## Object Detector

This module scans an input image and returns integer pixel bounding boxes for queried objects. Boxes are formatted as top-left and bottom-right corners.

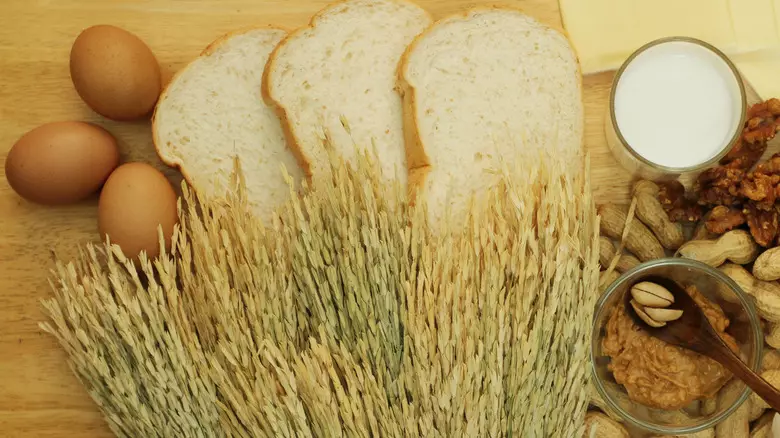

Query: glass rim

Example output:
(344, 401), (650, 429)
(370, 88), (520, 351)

(608, 36), (747, 174)
(590, 257), (763, 434)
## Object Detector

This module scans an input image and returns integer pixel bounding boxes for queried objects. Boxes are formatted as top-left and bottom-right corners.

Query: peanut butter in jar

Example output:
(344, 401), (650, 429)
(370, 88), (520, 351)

(603, 285), (738, 410)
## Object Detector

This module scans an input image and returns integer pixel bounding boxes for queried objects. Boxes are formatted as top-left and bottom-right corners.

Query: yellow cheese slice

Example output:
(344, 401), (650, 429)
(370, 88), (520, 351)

(776, 0), (780, 45)
(561, 0), (780, 99)
(632, 0), (737, 53)
(735, 55), (780, 99)
(560, 0), (740, 74)
(729, 0), (779, 53)
(559, 0), (642, 73)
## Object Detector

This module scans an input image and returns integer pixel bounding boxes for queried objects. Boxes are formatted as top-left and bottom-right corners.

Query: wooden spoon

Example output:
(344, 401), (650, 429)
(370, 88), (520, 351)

(624, 275), (780, 411)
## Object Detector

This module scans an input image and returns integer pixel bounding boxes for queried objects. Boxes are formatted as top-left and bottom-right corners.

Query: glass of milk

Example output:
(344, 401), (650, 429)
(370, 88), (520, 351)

(606, 37), (746, 180)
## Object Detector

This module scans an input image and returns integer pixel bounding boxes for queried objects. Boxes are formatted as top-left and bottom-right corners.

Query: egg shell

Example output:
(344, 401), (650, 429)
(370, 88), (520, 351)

(70, 25), (162, 121)
(5, 121), (120, 205)
(98, 162), (178, 260)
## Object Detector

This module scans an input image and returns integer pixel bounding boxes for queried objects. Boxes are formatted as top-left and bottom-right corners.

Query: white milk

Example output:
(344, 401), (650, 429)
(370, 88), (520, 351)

(613, 41), (743, 169)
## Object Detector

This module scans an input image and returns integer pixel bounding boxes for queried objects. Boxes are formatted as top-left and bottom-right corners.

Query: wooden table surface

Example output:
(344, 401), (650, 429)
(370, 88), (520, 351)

(0, 0), (626, 436)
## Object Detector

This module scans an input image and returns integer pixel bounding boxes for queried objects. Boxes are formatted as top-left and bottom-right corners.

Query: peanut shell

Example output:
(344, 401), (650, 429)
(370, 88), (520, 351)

(630, 281), (674, 307)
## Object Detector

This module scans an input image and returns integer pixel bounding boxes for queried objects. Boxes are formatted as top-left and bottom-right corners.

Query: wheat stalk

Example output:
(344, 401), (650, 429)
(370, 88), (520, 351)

(41, 141), (598, 437)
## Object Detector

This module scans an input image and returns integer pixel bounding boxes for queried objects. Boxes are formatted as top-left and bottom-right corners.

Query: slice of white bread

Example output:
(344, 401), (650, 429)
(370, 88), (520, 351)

(399, 7), (584, 226)
(263, 0), (432, 186)
(153, 27), (304, 224)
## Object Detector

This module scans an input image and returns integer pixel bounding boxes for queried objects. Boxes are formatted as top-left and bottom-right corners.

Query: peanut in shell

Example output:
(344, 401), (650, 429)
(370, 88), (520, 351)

(630, 281), (674, 308)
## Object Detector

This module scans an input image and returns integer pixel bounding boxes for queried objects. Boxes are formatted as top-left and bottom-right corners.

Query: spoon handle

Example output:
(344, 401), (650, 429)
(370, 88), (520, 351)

(704, 331), (780, 412)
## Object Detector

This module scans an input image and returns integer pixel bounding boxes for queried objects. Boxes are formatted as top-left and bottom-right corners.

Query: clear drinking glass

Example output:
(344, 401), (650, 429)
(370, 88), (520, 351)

(591, 258), (763, 435)
(605, 37), (747, 181)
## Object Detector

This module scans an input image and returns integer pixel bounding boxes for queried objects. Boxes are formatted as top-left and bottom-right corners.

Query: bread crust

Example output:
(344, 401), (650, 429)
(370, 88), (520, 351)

(555, 12), (586, 161)
(397, 5), (586, 201)
(261, 22), (313, 177)
(151, 25), (289, 188)
(262, 0), (433, 181)
(395, 11), (431, 203)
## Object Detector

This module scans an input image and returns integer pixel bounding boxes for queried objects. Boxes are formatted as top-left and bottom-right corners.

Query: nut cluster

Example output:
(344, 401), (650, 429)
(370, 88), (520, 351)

(629, 281), (683, 328)
(597, 174), (780, 436)
(657, 99), (780, 247)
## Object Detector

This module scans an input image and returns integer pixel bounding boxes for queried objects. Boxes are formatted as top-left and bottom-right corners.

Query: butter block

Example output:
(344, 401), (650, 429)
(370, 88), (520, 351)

(560, 0), (761, 74)
(729, 0), (779, 53)
(559, 0), (642, 73)
(633, 0), (736, 53)
(735, 55), (780, 99)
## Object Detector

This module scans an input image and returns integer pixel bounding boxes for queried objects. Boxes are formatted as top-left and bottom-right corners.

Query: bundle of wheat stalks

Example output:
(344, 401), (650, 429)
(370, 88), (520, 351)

(40, 148), (599, 437)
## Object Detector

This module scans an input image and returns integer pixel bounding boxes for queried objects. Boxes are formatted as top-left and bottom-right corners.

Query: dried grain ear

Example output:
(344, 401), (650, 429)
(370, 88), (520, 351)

(40, 140), (599, 435)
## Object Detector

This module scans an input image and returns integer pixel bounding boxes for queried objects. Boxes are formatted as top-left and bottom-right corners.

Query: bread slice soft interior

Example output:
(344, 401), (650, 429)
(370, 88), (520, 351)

(263, 0), (432, 187)
(153, 27), (303, 224)
(399, 7), (584, 226)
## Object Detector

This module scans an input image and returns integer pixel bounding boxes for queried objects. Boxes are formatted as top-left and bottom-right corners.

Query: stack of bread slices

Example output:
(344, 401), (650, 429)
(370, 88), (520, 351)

(152, 0), (583, 226)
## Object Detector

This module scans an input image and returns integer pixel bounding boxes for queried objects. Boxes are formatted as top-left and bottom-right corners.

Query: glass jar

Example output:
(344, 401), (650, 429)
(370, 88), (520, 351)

(591, 258), (762, 435)
(605, 37), (747, 180)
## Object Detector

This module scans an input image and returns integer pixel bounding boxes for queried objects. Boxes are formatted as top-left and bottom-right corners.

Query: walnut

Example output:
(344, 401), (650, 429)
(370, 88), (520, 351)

(694, 166), (744, 207)
(739, 153), (780, 210)
(743, 99), (780, 145)
(663, 99), (780, 247)
(741, 172), (780, 209)
(719, 99), (780, 169)
(704, 206), (746, 235)
(657, 180), (702, 222)
(719, 137), (767, 170)
(767, 97), (780, 115)
(755, 153), (780, 175)
(745, 203), (779, 247)
(657, 180), (685, 205)
(744, 123), (778, 145)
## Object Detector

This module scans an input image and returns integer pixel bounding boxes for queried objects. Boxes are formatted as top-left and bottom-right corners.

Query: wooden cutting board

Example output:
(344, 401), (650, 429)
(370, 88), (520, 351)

(0, 0), (673, 436)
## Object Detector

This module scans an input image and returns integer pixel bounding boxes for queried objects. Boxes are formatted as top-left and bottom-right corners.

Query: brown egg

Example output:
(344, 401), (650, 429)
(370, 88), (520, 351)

(98, 163), (178, 260)
(5, 121), (120, 205)
(70, 25), (162, 121)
